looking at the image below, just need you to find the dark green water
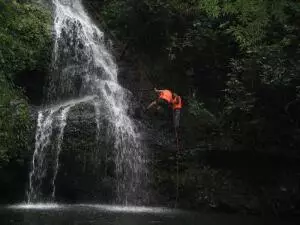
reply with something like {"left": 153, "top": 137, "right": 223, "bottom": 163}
{"left": 0, "top": 204, "right": 296, "bottom": 225}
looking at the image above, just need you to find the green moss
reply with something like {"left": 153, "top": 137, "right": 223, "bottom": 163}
{"left": 0, "top": 74, "right": 29, "bottom": 167}
{"left": 0, "top": 0, "right": 52, "bottom": 77}
{"left": 0, "top": 0, "right": 52, "bottom": 167}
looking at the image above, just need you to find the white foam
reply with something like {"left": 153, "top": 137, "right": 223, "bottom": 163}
{"left": 7, "top": 204, "right": 175, "bottom": 214}
{"left": 81, "top": 204, "right": 174, "bottom": 214}
{"left": 8, "top": 203, "right": 61, "bottom": 210}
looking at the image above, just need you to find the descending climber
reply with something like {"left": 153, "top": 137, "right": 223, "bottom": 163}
{"left": 146, "top": 88, "right": 173, "bottom": 116}
{"left": 146, "top": 88, "right": 183, "bottom": 129}
{"left": 172, "top": 93, "right": 182, "bottom": 130}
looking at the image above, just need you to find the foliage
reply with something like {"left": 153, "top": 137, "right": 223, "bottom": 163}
{"left": 188, "top": 97, "right": 216, "bottom": 124}
{"left": 0, "top": 0, "right": 51, "bottom": 77}
{"left": 0, "top": 74, "right": 30, "bottom": 168}
{"left": 100, "top": 0, "right": 299, "bottom": 52}
{"left": 0, "top": 0, "right": 51, "bottom": 167}
{"left": 97, "top": 0, "right": 300, "bottom": 154}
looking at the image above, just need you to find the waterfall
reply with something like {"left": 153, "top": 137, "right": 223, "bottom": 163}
{"left": 27, "top": 109, "right": 56, "bottom": 202}
{"left": 27, "top": 0, "right": 147, "bottom": 204}
{"left": 51, "top": 105, "right": 71, "bottom": 199}
{"left": 27, "top": 96, "right": 96, "bottom": 202}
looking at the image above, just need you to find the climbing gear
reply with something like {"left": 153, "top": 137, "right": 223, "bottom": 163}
{"left": 158, "top": 90, "right": 173, "bottom": 103}
{"left": 174, "top": 123, "right": 180, "bottom": 208}
{"left": 172, "top": 103, "right": 181, "bottom": 208}
{"left": 172, "top": 95, "right": 182, "bottom": 208}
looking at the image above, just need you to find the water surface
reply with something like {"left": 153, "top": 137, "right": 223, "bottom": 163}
{"left": 0, "top": 204, "right": 296, "bottom": 225}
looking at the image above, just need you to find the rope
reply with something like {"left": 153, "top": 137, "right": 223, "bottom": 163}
{"left": 174, "top": 113, "right": 180, "bottom": 208}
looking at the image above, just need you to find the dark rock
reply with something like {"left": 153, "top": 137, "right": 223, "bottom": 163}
{"left": 54, "top": 103, "right": 116, "bottom": 203}
{"left": 14, "top": 70, "right": 48, "bottom": 106}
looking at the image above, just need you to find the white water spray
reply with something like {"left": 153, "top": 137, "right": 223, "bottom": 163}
{"left": 28, "top": 109, "right": 56, "bottom": 202}
{"left": 27, "top": 0, "right": 147, "bottom": 204}
{"left": 51, "top": 106, "right": 71, "bottom": 198}
{"left": 27, "top": 96, "right": 96, "bottom": 202}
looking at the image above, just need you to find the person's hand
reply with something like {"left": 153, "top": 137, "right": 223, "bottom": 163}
{"left": 154, "top": 87, "right": 158, "bottom": 92}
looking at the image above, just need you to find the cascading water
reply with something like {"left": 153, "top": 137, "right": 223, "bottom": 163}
{"left": 51, "top": 105, "right": 72, "bottom": 199}
{"left": 27, "top": 96, "right": 96, "bottom": 202}
{"left": 27, "top": 109, "right": 56, "bottom": 202}
{"left": 27, "top": 0, "right": 147, "bottom": 204}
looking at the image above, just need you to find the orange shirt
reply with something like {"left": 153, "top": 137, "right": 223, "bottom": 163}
{"left": 158, "top": 90, "right": 173, "bottom": 103}
{"left": 172, "top": 96, "right": 182, "bottom": 109}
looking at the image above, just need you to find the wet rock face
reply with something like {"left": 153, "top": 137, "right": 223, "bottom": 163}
{"left": 52, "top": 103, "right": 116, "bottom": 203}
{"left": 32, "top": 95, "right": 173, "bottom": 204}
{"left": 50, "top": 100, "right": 170, "bottom": 203}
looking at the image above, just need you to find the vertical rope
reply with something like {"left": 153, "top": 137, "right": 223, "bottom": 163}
{"left": 174, "top": 110, "right": 180, "bottom": 208}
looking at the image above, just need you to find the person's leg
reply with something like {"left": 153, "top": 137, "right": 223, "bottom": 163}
{"left": 147, "top": 100, "right": 157, "bottom": 110}
{"left": 173, "top": 109, "right": 180, "bottom": 129}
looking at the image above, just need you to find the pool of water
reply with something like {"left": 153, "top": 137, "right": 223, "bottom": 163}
{"left": 0, "top": 204, "right": 296, "bottom": 225}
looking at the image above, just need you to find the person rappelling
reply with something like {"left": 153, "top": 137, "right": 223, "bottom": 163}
{"left": 146, "top": 88, "right": 183, "bottom": 202}
{"left": 146, "top": 88, "right": 182, "bottom": 129}
{"left": 146, "top": 88, "right": 173, "bottom": 113}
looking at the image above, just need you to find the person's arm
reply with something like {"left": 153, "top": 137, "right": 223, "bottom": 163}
{"left": 146, "top": 100, "right": 157, "bottom": 110}
{"left": 154, "top": 88, "right": 164, "bottom": 93}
